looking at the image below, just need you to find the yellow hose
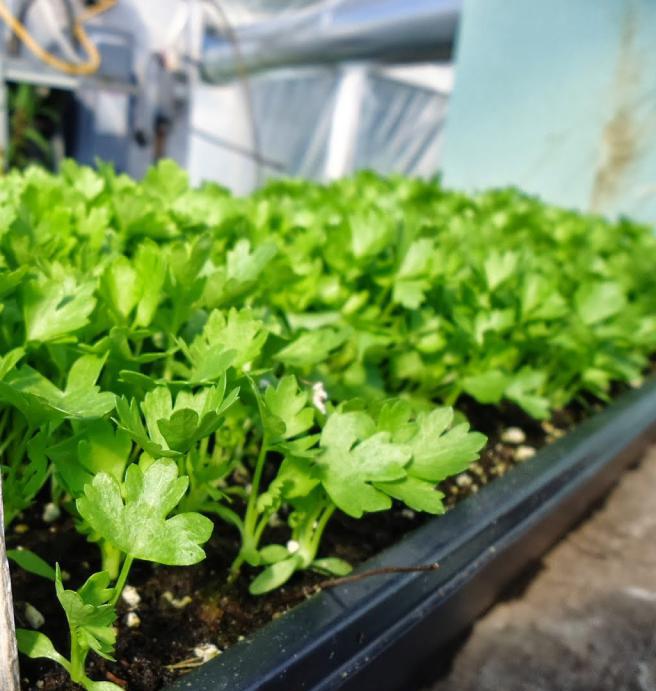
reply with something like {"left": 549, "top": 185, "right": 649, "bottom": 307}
{"left": 0, "top": 0, "right": 117, "bottom": 76}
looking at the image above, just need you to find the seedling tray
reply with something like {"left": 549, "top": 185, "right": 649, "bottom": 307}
{"left": 166, "top": 378, "right": 656, "bottom": 691}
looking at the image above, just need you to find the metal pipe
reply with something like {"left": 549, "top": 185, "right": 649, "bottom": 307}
{"left": 201, "top": 0, "right": 460, "bottom": 83}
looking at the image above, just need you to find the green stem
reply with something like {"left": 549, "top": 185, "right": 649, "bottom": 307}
{"left": 199, "top": 436, "right": 209, "bottom": 462}
{"left": 245, "top": 437, "right": 269, "bottom": 532}
{"left": 201, "top": 503, "right": 244, "bottom": 534}
{"left": 308, "top": 504, "right": 336, "bottom": 557}
{"left": 110, "top": 555, "right": 134, "bottom": 607}
{"left": 229, "top": 436, "right": 269, "bottom": 579}
{"left": 0, "top": 407, "right": 10, "bottom": 441}
{"left": 69, "top": 635, "right": 85, "bottom": 684}
{"left": 252, "top": 510, "right": 272, "bottom": 545}
{"left": 100, "top": 542, "right": 122, "bottom": 581}
{"left": 228, "top": 554, "right": 245, "bottom": 582}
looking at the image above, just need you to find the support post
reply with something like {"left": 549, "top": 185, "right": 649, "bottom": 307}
{"left": 324, "top": 64, "right": 367, "bottom": 180}
{"left": 0, "top": 475, "right": 20, "bottom": 691}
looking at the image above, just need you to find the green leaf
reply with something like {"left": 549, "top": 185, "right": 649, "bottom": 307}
{"left": 249, "top": 556, "right": 301, "bottom": 595}
{"left": 259, "top": 544, "right": 290, "bottom": 564}
{"left": 506, "top": 368, "right": 550, "bottom": 419}
{"left": 462, "top": 370, "right": 509, "bottom": 404}
{"left": 311, "top": 557, "right": 352, "bottom": 576}
{"left": 263, "top": 376, "right": 314, "bottom": 440}
{"left": 7, "top": 548, "right": 56, "bottom": 580}
{"left": 85, "top": 682, "right": 124, "bottom": 691}
{"left": 575, "top": 281, "right": 626, "bottom": 325}
{"left": 144, "top": 383, "right": 239, "bottom": 454}
{"left": 77, "top": 420, "right": 132, "bottom": 485}
{"left": 484, "top": 250, "right": 518, "bottom": 290}
{"left": 375, "top": 476, "right": 445, "bottom": 514}
{"left": 23, "top": 273, "right": 96, "bottom": 343}
{"left": 133, "top": 241, "right": 166, "bottom": 327}
{"left": 0, "top": 347, "right": 24, "bottom": 379}
{"left": 404, "top": 412, "right": 486, "bottom": 483}
{"left": 100, "top": 256, "right": 139, "bottom": 320}
{"left": 55, "top": 565, "right": 116, "bottom": 660}
{"left": 183, "top": 308, "right": 267, "bottom": 380}
{"left": 316, "top": 410, "right": 410, "bottom": 518}
{"left": 76, "top": 459, "right": 213, "bottom": 565}
{"left": 275, "top": 328, "right": 348, "bottom": 368}
{"left": 0, "top": 354, "right": 115, "bottom": 425}
{"left": 16, "top": 629, "right": 70, "bottom": 671}
{"left": 115, "top": 396, "right": 178, "bottom": 459}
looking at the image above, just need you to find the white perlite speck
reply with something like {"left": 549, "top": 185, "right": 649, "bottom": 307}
{"left": 286, "top": 539, "right": 300, "bottom": 554}
{"left": 121, "top": 585, "right": 141, "bottom": 610}
{"left": 501, "top": 427, "right": 527, "bottom": 445}
{"left": 124, "top": 612, "right": 141, "bottom": 628}
{"left": 515, "top": 445, "right": 536, "bottom": 462}
{"left": 41, "top": 502, "right": 61, "bottom": 524}
{"left": 24, "top": 603, "right": 45, "bottom": 629}
{"left": 456, "top": 473, "right": 473, "bottom": 488}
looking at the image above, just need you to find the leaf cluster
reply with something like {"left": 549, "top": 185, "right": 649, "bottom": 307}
{"left": 1, "top": 161, "right": 654, "bottom": 684}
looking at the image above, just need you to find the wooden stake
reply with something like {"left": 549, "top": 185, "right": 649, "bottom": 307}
{"left": 0, "top": 475, "right": 20, "bottom": 691}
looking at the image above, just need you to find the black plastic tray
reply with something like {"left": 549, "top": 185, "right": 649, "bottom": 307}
{"left": 167, "top": 379, "right": 656, "bottom": 691}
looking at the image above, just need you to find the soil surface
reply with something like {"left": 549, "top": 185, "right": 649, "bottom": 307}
{"left": 425, "top": 443, "right": 656, "bottom": 691}
{"left": 5, "top": 395, "right": 611, "bottom": 690}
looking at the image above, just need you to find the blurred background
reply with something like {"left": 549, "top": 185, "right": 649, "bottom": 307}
{"left": 0, "top": 0, "right": 654, "bottom": 221}
{"left": 0, "top": 0, "right": 457, "bottom": 192}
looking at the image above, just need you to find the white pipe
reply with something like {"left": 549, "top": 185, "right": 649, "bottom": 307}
{"left": 202, "top": 0, "right": 460, "bottom": 82}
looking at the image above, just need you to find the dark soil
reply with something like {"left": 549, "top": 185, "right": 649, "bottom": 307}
{"left": 7, "top": 393, "right": 615, "bottom": 690}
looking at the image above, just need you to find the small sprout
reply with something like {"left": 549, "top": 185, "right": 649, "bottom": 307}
{"left": 162, "top": 591, "right": 193, "bottom": 609}
{"left": 501, "top": 427, "right": 526, "bottom": 445}
{"left": 165, "top": 643, "right": 222, "bottom": 671}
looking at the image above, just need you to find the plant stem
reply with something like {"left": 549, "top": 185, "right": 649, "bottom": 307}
{"left": 110, "top": 555, "right": 134, "bottom": 607}
{"left": 252, "top": 511, "right": 271, "bottom": 546}
{"left": 245, "top": 437, "right": 268, "bottom": 533}
{"left": 309, "top": 504, "right": 335, "bottom": 557}
{"left": 100, "top": 542, "right": 121, "bottom": 581}
{"left": 229, "top": 435, "right": 269, "bottom": 579}
{"left": 69, "top": 634, "right": 84, "bottom": 684}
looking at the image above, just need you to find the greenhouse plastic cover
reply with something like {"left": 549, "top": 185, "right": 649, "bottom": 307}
{"left": 188, "top": 0, "right": 452, "bottom": 192}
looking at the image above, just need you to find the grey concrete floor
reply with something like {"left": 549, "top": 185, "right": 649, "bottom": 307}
{"left": 426, "top": 445, "right": 656, "bottom": 691}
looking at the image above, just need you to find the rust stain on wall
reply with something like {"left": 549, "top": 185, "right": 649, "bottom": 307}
{"left": 589, "top": 2, "right": 642, "bottom": 212}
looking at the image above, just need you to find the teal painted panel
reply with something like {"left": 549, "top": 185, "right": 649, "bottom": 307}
{"left": 441, "top": 0, "right": 656, "bottom": 224}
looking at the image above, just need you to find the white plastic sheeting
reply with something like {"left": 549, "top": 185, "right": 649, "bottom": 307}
{"left": 189, "top": 0, "right": 451, "bottom": 191}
